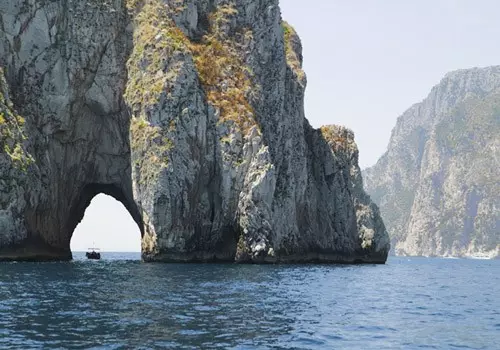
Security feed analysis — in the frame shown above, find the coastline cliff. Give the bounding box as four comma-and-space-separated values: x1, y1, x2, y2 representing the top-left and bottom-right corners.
0, 0, 389, 263
364, 66, 500, 259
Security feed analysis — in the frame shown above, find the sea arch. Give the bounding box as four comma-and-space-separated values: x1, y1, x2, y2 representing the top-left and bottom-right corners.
68, 184, 144, 255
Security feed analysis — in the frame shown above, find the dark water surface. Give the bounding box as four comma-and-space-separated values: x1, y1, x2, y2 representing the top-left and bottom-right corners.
0, 254, 498, 349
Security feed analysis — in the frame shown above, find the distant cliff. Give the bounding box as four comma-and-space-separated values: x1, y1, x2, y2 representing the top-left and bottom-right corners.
364, 66, 500, 258
0, 0, 389, 263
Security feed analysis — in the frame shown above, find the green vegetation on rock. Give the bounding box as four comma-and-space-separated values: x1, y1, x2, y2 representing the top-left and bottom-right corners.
319, 125, 356, 153
126, 1, 257, 135
0, 67, 33, 171
189, 4, 258, 134
131, 117, 173, 184
126, 0, 184, 184
320, 126, 348, 151
282, 21, 305, 83
125, 0, 189, 111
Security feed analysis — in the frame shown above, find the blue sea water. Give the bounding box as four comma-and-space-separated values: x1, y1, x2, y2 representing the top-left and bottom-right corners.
0, 254, 498, 349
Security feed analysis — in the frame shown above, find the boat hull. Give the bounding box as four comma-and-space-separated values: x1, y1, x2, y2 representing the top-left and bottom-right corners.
86, 252, 101, 260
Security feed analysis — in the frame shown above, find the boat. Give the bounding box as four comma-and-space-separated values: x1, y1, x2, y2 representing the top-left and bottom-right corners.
86, 247, 101, 260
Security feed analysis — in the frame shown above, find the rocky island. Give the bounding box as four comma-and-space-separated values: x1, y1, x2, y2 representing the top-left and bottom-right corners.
0, 0, 389, 263
364, 66, 500, 259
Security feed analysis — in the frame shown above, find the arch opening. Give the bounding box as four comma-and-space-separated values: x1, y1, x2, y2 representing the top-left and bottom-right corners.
69, 184, 143, 256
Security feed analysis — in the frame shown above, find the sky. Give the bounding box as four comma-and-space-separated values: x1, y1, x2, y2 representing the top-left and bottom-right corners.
70, 0, 500, 252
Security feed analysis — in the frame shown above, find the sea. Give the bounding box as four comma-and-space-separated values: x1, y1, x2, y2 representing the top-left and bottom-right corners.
0, 253, 498, 349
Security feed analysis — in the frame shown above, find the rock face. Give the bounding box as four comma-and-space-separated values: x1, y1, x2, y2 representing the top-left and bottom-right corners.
0, 0, 141, 260
0, 0, 389, 263
364, 66, 500, 258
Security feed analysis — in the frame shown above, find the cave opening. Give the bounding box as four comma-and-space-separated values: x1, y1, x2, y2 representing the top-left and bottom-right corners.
69, 184, 143, 257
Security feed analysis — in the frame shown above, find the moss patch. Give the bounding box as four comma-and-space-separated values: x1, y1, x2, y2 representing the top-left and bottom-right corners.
282, 21, 305, 82
126, 1, 261, 182
125, 0, 189, 111
126, 1, 258, 135
0, 67, 33, 171
320, 125, 350, 151
131, 117, 173, 184
125, 0, 184, 184
189, 4, 258, 134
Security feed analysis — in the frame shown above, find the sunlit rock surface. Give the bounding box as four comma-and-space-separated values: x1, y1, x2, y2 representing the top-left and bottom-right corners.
364, 66, 500, 259
0, 0, 389, 263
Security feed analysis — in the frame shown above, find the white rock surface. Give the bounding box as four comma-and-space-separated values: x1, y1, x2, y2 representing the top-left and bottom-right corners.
364, 67, 500, 258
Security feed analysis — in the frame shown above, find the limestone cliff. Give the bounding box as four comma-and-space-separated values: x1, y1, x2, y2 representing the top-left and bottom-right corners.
364, 66, 500, 258
0, 0, 389, 263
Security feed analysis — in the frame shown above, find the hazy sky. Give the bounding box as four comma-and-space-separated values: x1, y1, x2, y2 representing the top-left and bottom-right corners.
280, 0, 500, 168
70, 0, 500, 252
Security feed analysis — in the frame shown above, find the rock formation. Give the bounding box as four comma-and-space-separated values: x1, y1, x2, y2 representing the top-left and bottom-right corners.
364, 66, 500, 258
0, 0, 389, 263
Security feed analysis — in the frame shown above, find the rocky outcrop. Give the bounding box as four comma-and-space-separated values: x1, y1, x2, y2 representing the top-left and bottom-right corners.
0, 0, 141, 260
0, 0, 389, 263
364, 66, 500, 258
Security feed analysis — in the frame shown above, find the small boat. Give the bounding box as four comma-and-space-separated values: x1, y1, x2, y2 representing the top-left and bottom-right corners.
86, 247, 101, 260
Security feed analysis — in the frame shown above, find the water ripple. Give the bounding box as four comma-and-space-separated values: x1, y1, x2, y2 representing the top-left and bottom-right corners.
0, 254, 499, 349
